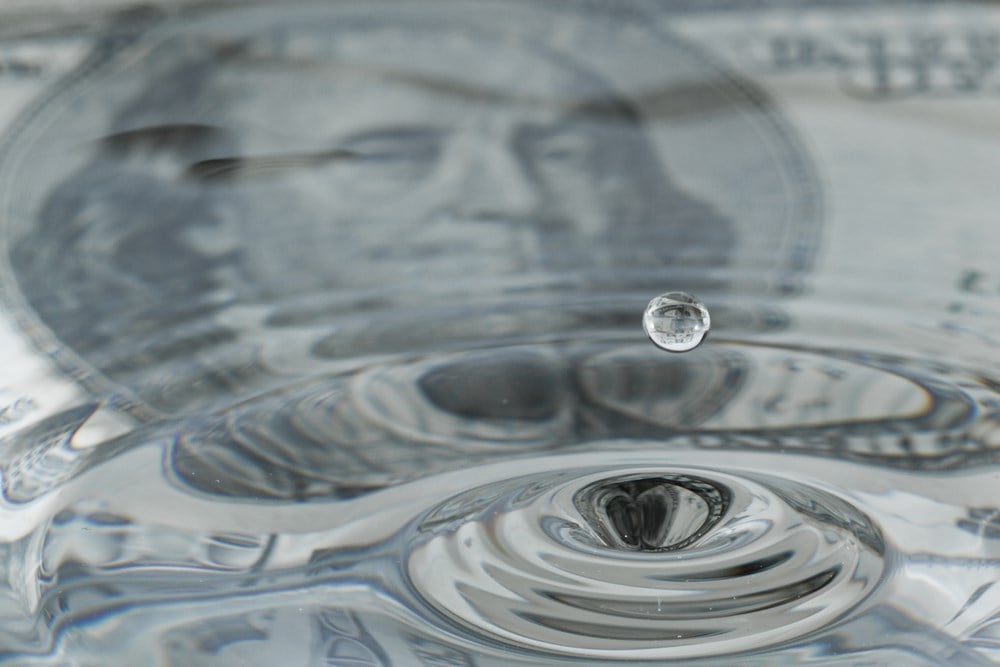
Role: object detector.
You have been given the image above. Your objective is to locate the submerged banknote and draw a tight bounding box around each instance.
[0,2,997,664]
[0,0,995,460]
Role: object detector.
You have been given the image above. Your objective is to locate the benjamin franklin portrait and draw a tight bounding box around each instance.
[0,2,820,496]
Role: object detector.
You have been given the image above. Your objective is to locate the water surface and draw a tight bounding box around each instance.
[0,2,997,665]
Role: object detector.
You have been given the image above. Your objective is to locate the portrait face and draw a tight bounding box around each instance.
[110,26,728,298]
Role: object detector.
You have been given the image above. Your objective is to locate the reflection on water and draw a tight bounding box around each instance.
[0,2,996,665]
[408,466,883,659]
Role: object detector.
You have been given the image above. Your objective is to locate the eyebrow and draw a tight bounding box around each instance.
[96,123,228,153]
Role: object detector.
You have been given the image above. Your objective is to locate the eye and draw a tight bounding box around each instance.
[341,128,442,165]
[181,148,358,183]
[179,128,443,186]
[530,131,593,165]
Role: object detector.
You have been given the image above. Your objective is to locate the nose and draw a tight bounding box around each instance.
[454,138,541,220]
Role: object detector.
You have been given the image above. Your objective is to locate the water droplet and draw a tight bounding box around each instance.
[643,292,710,352]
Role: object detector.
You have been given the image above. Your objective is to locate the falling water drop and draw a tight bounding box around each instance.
[643,292,710,352]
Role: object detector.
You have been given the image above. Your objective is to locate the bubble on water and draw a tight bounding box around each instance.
[643,292,710,352]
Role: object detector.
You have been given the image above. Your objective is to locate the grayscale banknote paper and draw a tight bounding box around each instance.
[0,3,996,665]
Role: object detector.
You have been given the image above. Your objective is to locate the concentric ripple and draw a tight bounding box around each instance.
[406,466,885,660]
